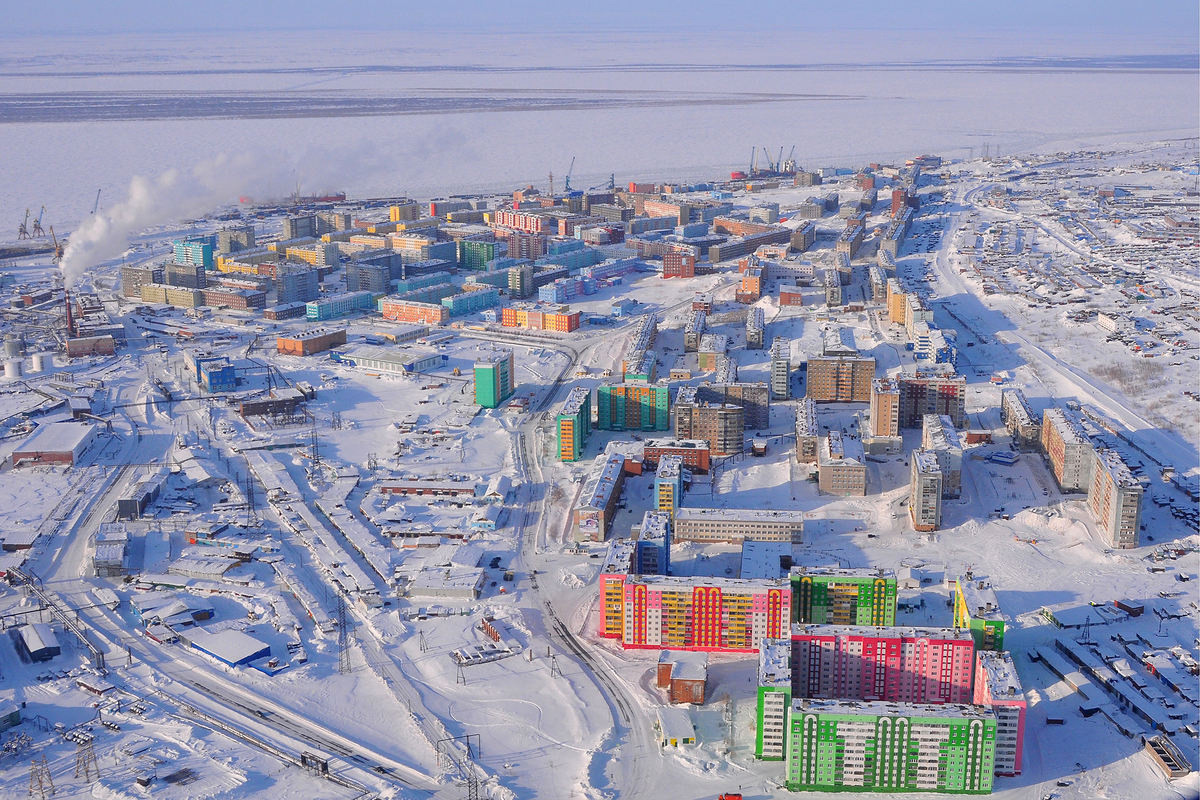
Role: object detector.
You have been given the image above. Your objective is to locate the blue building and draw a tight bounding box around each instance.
[442,286,499,317]
[173,238,215,269]
[198,357,237,392]
[189,629,271,668]
[635,511,671,575]
[307,291,376,321]
[612,298,639,317]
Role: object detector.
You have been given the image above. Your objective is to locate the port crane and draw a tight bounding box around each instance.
[17,209,29,239]
[32,206,46,237]
[563,157,576,193]
[49,226,65,263]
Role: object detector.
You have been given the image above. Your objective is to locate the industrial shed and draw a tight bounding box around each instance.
[188,629,271,668]
[13,623,60,663]
[11,422,98,467]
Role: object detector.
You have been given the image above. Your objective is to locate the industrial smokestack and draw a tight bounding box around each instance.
[64,288,75,339]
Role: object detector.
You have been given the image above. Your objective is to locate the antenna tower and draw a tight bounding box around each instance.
[336,594,352,674]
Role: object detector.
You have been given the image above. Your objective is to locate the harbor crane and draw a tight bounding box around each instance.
[17,209,29,239]
[563,157,576,193]
[762,146,775,172]
[32,206,46,237]
[49,226,64,263]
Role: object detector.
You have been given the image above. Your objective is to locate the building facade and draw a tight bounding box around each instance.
[596,383,670,431]
[557,386,592,462]
[1041,408,1094,492]
[791,568,897,627]
[973,650,1026,776]
[806,356,876,403]
[672,508,804,544]
[474,350,515,409]
[1087,449,1143,549]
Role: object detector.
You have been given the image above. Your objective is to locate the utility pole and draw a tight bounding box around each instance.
[336,594,351,675]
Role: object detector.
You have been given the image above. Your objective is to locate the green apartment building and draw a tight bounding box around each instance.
[953,577,1006,651]
[474,350,514,408]
[756,638,793,760]
[791,567,897,626]
[596,383,670,431]
[458,239,503,271]
[786,700,996,794]
[556,386,591,462]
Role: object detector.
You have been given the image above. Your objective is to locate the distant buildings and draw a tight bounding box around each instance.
[474,350,515,409]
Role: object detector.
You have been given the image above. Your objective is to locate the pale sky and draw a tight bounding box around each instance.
[5,0,1199,48]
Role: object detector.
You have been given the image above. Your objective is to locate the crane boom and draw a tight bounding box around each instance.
[564,157,576,192]
[91,190,101,215]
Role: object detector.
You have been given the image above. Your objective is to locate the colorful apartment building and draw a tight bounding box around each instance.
[556,386,591,462]
[953,578,1005,651]
[806,356,876,402]
[596,383,670,431]
[655,455,684,514]
[603,575,790,653]
[474,350,515,409]
[756,638,793,760]
[306,291,375,321]
[973,650,1025,776]
[642,438,711,473]
[792,625,975,705]
[1087,448,1143,549]
[378,297,450,326]
[785,700,996,794]
[791,568,897,626]
[1041,407,1095,492]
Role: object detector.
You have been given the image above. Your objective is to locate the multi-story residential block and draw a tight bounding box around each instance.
[795,398,819,464]
[823,268,843,307]
[573,453,624,541]
[442,286,499,317]
[306,291,375,321]
[282,214,317,240]
[756,638,793,760]
[474,350,515,409]
[973,650,1026,776]
[684,310,706,352]
[865,377,903,453]
[806,356,876,402]
[697,382,769,430]
[954,577,1005,651]
[636,511,671,576]
[557,386,591,462]
[791,567,897,626]
[818,432,867,496]
[672,386,744,456]
[922,414,963,498]
[655,455,684,514]
[1087,449,1143,549]
[604,575,790,653]
[897,369,967,428]
[1041,408,1094,492]
[834,224,864,258]
[910,449,944,531]
[643,438,711,473]
[887,278,909,325]
[790,221,817,252]
[217,226,255,254]
[596,383,670,431]
[697,334,730,371]
[769,337,791,401]
[672,508,804,544]
[868,265,888,302]
[120,264,163,299]
[378,297,449,326]
[784,700,996,794]
[662,251,697,278]
[1000,389,1041,451]
[792,625,976,704]
[275,266,321,304]
[746,306,766,349]
[173,238,214,269]
[165,261,207,290]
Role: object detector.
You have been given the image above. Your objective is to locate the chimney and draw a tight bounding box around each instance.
[64,288,75,339]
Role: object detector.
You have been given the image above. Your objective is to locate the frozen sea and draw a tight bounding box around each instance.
[0,29,1196,232]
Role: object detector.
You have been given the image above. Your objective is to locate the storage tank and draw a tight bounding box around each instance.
[4,359,22,380]
[30,352,48,373]
[3,334,20,359]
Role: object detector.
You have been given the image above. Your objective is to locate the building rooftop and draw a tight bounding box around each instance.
[189,628,270,666]
[923,415,963,451]
[794,698,994,721]
[475,349,512,366]
[740,540,794,580]
[600,538,636,575]
[770,337,790,361]
[657,455,682,480]
[978,650,1025,700]
[758,638,792,688]
[1043,407,1090,446]
[13,421,96,456]
[1096,448,1141,489]
[640,511,670,543]
[912,449,942,474]
[792,624,971,641]
[559,385,590,417]
[873,377,899,394]
[698,334,730,353]
[661,650,708,682]
[957,577,1003,621]
[644,438,709,451]
[795,398,818,437]
[579,454,626,511]
[674,507,805,524]
[627,574,790,592]
[790,566,894,580]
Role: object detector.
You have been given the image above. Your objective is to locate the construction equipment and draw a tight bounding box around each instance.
[91,190,101,215]
[563,157,576,193]
[32,206,46,237]
[49,226,64,262]
[762,146,775,172]
[17,209,29,239]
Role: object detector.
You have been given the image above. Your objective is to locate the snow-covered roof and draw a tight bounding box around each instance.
[13,421,96,456]
[189,629,270,666]
[758,638,792,688]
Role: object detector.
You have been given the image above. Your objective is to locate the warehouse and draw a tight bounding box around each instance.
[336,347,445,375]
[11,421,98,467]
[188,628,271,668]
[13,623,60,662]
[277,327,348,356]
